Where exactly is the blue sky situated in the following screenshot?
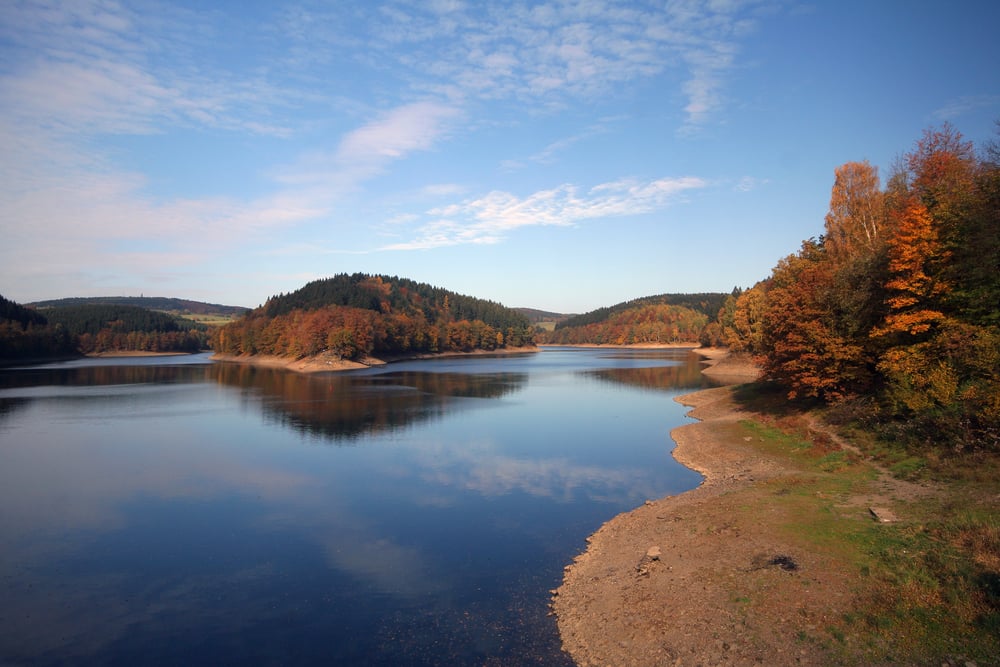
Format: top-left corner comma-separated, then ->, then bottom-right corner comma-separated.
2,1 -> 998,313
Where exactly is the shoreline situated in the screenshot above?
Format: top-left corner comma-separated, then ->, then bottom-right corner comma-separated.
552,352 -> 852,665
538,342 -> 701,350
86,350 -> 195,358
212,344 -> 712,374
211,346 -> 539,374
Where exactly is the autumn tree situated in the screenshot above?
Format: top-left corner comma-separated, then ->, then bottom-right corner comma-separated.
870,198 -> 948,340
760,241 -> 869,401
754,123 -> 999,449
712,292 -> 738,349
824,160 -> 885,263
728,281 -> 768,354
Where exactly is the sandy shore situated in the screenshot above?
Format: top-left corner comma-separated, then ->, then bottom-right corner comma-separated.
211,352 -> 379,373
694,347 -> 763,381
211,346 -> 538,374
552,352 -> 867,666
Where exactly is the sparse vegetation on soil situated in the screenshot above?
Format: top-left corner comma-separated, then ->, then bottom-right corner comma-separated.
554,366 -> 999,666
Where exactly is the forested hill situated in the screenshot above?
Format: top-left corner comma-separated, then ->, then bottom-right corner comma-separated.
1,294 -> 48,328
537,292 -> 727,345
516,308 -> 575,325
555,293 -> 728,331
30,296 -> 247,317
212,274 -> 535,361
1,293 -> 76,361
44,304 -> 204,336
41,303 -> 209,354
542,303 -> 710,345
260,274 -> 529,331
2,295 -> 210,359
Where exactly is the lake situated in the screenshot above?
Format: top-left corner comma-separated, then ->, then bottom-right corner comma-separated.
0,347 -> 719,666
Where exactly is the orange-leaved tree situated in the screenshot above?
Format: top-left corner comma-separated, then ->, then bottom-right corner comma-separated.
760,241 -> 868,401
824,160 -> 885,264
870,197 -> 948,340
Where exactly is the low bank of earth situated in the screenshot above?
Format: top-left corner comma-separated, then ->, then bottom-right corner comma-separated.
211,346 -> 539,373
553,351 -> 998,666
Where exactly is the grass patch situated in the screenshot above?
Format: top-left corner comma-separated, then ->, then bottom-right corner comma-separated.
817,450 -> 849,472
179,313 -> 239,327
725,397 -> 1000,664
739,419 -> 815,456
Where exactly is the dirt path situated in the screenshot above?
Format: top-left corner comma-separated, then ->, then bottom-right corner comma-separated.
550,375 -> 943,666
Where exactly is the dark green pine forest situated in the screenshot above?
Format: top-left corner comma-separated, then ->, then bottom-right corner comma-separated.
0,294 -> 76,359
0,297 -> 211,359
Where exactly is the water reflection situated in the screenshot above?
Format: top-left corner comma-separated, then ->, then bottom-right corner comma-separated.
0,363 -> 208,389
0,349 -> 707,666
582,349 -> 718,392
211,363 -> 527,441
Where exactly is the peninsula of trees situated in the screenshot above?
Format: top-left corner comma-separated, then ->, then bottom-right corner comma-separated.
211,274 -> 535,361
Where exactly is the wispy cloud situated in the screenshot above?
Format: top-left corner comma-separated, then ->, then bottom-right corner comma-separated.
276,101 -> 461,192
498,122 -> 614,171
360,0 -> 760,129
0,0 -> 293,138
932,94 -> 1000,121
734,176 -> 769,192
338,102 -> 460,161
0,0 -> 761,302
0,2 -> 313,257
0,1 -> 466,297
420,183 -> 467,197
383,176 -> 706,250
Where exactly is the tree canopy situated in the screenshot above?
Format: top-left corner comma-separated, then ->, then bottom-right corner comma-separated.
212,274 -> 535,360
543,303 -> 709,345
725,122 -> 1000,451
1,297 -> 211,359
555,293 -> 727,331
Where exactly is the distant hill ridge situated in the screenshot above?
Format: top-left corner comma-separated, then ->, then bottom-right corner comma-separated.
556,292 -> 728,330
515,308 -> 575,324
2,294 -> 214,358
259,273 -> 529,331
29,296 -> 248,317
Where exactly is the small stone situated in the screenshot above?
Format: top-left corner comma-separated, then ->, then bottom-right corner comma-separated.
869,507 -> 898,523
646,546 -> 662,560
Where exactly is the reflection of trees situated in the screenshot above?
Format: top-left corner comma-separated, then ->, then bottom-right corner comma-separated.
375,371 -> 526,399
0,364 -> 214,426
1,361 -> 529,443
580,352 -> 720,392
0,397 -> 28,425
0,364 -> 211,390
209,364 -> 527,442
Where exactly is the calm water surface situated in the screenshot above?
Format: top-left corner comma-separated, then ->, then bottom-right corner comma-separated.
0,347 -> 718,665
